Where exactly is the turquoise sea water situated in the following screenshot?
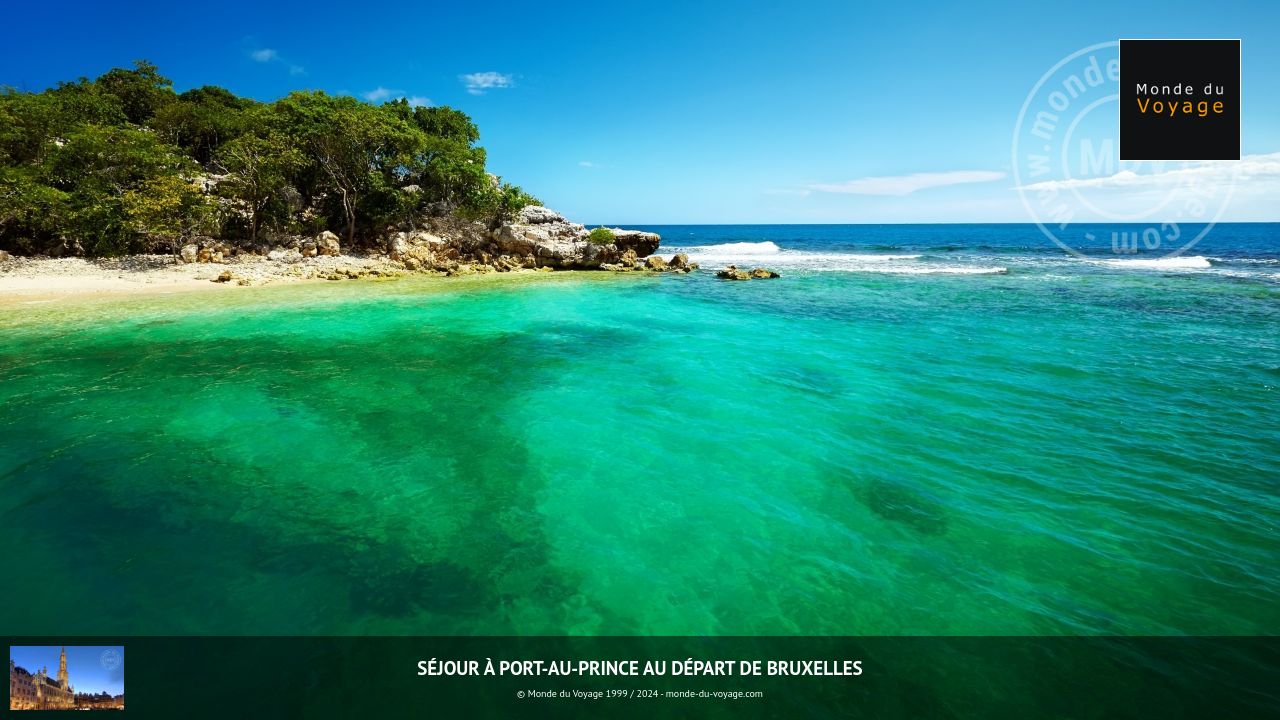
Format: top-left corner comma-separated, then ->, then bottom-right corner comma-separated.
1,224 -> 1277,636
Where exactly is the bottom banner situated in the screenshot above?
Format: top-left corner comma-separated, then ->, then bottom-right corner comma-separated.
3,637 -> 1277,718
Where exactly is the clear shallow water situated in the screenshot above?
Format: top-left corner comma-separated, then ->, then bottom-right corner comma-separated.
1,224 -> 1277,636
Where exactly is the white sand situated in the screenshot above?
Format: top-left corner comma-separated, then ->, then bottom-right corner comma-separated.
0,254 -> 401,304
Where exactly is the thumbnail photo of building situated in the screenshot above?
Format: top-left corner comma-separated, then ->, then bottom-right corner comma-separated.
9,646 -> 123,711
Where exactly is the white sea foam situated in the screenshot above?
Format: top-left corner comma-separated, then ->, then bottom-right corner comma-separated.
1207,268 -> 1280,283
887,266 -> 1007,275
675,241 -> 1002,274
681,242 -> 919,263
686,241 -> 782,255
1093,256 -> 1211,270
1207,257 -> 1280,264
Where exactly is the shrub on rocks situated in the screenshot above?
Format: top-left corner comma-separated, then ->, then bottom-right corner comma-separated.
588,227 -> 616,245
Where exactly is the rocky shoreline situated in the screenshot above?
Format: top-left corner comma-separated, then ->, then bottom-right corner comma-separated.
0,206 -> 716,299
160,205 -> 689,278
0,206 -> 792,301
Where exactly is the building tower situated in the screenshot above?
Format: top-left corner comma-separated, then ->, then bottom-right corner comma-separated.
57,647 -> 68,689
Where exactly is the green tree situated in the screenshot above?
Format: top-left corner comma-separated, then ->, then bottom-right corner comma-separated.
0,90 -> 53,166
404,103 -> 480,145
217,129 -> 303,242
0,84 -> 125,166
462,180 -> 540,229
46,125 -> 202,255
0,62 -> 541,257
153,85 -> 254,166
0,166 -> 71,253
383,100 -> 490,210
94,60 -> 175,125
47,78 -> 128,128
275,91 -> 418,244
121,174 -> 215,254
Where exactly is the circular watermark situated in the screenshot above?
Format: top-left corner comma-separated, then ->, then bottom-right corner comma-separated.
100,648 -> 121,671
1012,41 -> 1238,257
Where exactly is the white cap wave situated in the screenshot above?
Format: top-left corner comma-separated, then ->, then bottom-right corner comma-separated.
675,241 -> 1006,275
1091,256 -> 1211,270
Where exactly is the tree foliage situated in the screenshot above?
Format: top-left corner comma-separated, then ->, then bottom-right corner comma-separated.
0,61 -> 538,257
154,85 -> 255,166
94,60 -> 175,125
587,227 -> 616,245
216,119 -> 303,243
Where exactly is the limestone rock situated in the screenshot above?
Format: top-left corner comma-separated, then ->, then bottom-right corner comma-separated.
44,239 -> 84,257
388,230 -> 447,262
263,232 -> 302,250
214,270 -> 233,283
611,229 -> 661,257
179,244 -> 199,264
300,240 -> 318,258
669,253 -> 690,270
386,229 -> 455,271
388,233 -> 410,261
516,205 -> 565,224
715,265 -> 779,280
491,206 -> 661,269
316,230 -> 341,256
493,222 -> 608,268
267,248 -> 303,263
716,265 -> 752,281
644,255 -> 668,271
494,254 -> 524,272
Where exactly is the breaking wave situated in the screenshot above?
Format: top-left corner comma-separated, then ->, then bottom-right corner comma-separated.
675,241 -> 1000,275
1092,256 -> 1212,270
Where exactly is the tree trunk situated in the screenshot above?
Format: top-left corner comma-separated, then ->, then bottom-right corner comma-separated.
344,190 -> 357,246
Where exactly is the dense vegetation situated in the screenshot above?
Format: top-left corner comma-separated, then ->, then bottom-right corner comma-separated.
587,226 -> 616,245
0,61 -> 538,257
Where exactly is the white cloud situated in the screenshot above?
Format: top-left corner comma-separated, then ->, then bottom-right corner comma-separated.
1018,152 -> 1280,192
811,170 -> 1007,196
362,86 -> 400,102
248,46 -> 304,74
460,72 -> 514,95
361,88 -> 432,106
1009,152 -> 1280,222
578,161 -> 595,168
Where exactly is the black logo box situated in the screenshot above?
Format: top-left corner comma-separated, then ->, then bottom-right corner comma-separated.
1119,39 -> 1240,160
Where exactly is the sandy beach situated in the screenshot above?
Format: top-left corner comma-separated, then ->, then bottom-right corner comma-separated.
0,254 -> 414,304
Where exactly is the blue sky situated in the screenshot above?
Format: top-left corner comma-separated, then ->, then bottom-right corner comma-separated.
10,646 -> 124,695
2,0 -> 1277,223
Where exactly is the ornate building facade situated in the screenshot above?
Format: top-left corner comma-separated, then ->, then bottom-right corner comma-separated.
9,648 -> 75,710
76,691 -> 125,709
